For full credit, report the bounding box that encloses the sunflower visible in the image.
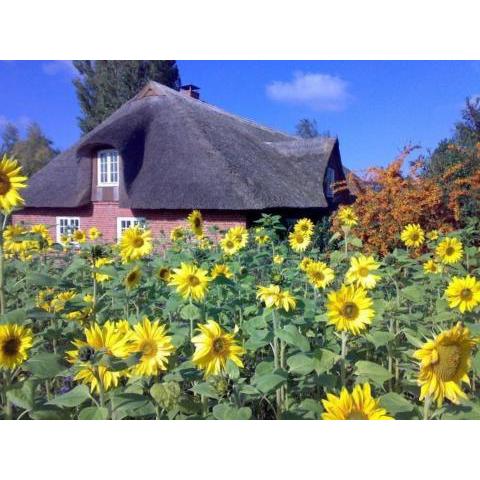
[255,234,270,245]
[400,223,425,248]
[288,230,311,252]
[256,284,296,312]
[345,255,381,289]
[423,259,443,274]
[414,322,477,407]
[119,226,153,263]
[191,319,245,377]
[427,230,439,241]
[169,263,210,301]
[299,257,314,272]
[72,229,86,244]
[211,264,233,279]
[3,224,27,254]
[322,384,393,420]
[30,224,53,248]
[66,321,132,393]
[157,266,172,282]
[226,226,248,249]
[337,206,358,227]
[88,227,102,241]
[445,275,480,313]
[187,210,204,238]
[436,237,463,265]
[170,226,185,242]
[51,290,76,313]
[219,235,241,256]
[0,324,33,370]
[294,218,314,236]
[94,257,113,283]
[273,255,284,265]
[326,284,375,335]
[0,155,27,213]
[129,318,175,377]
[124,266,142,290]
[306,261,335,289]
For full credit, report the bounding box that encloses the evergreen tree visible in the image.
[295,118,319,138]
[73,60,182,133]
[2,122,59,177]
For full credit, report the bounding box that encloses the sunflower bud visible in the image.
[78,346,95,362]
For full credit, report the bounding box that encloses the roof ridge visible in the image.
[137,81,293,140]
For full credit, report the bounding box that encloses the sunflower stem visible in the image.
[423,395,431,420]
[3,370,12,420]
[340,331,348,387]
[0,213,6,315]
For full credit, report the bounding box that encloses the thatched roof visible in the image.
[24,81,346,210]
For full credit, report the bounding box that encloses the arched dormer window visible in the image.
[97,149,119,187]
[324,166,335,199]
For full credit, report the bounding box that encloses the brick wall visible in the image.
[12,202,247,243]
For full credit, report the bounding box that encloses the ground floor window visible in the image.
[56,217,80,242]
[116,217,146,240]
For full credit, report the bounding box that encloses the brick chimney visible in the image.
[180,84,200,99]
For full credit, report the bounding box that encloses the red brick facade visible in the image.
[12,202,247,243]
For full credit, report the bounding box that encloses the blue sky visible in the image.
[1,60,479,172]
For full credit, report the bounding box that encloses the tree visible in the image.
[295,118,319,138]
[0,122,20,157]
[1,122,59,177]
[424,96,480,221]
[73,60,182,133]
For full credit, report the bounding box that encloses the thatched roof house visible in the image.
[13,81,352,242]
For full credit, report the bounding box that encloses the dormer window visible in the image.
[325,166,335,199]
[97,149,119,186]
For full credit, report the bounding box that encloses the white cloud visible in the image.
[42,60,76,77]
[266,71,351,111]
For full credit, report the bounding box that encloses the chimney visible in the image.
[180,84,200,99]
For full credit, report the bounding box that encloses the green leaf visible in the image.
[0,308,27,325]
[78,406,109,420]
[48,385,91,408]
[254,371,287,394]
[379,392,414,414]
[401,285,426,303]
[111,393,150,413]
[191,382,219,399]
[287,353,315,376]
[365,331,395,348]
[26,352,67,379]
[7,380,36,411]
[473,351,480,372]
[26,272,57,287]
[355,360,393,387]
[225,359,240,380]
[312,349,339,375]
[349,236,363,248]
[180,304,201,321]
[30,406,71,420]
[276,325,310,352]
[212,404,252,420]
[298,398,323,416]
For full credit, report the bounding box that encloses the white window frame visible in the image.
[97,149,120,187]
[56,217,80,243]
[116,217,146,241]
[325,166,336,199]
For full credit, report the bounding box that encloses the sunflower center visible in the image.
[445,246,455,256]
[2,337,20,357]
[212,337,226,354]
[140,340,157,357]
[0,172,11,195]
[194,218,201,228]
[359,267,369,277]
[342,302,359,320]
[187,274,200,287]
[226,241,234,249]
[347,409,368,420]
[128,272,138,282]
[313,271,325,281]
[411,233,419,242]
[133,237,144,248]
[433,344,461,381]
[460,288,473,301]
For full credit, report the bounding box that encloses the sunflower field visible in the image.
[1,155,480,420]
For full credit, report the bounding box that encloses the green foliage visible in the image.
[73,60,182,133]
